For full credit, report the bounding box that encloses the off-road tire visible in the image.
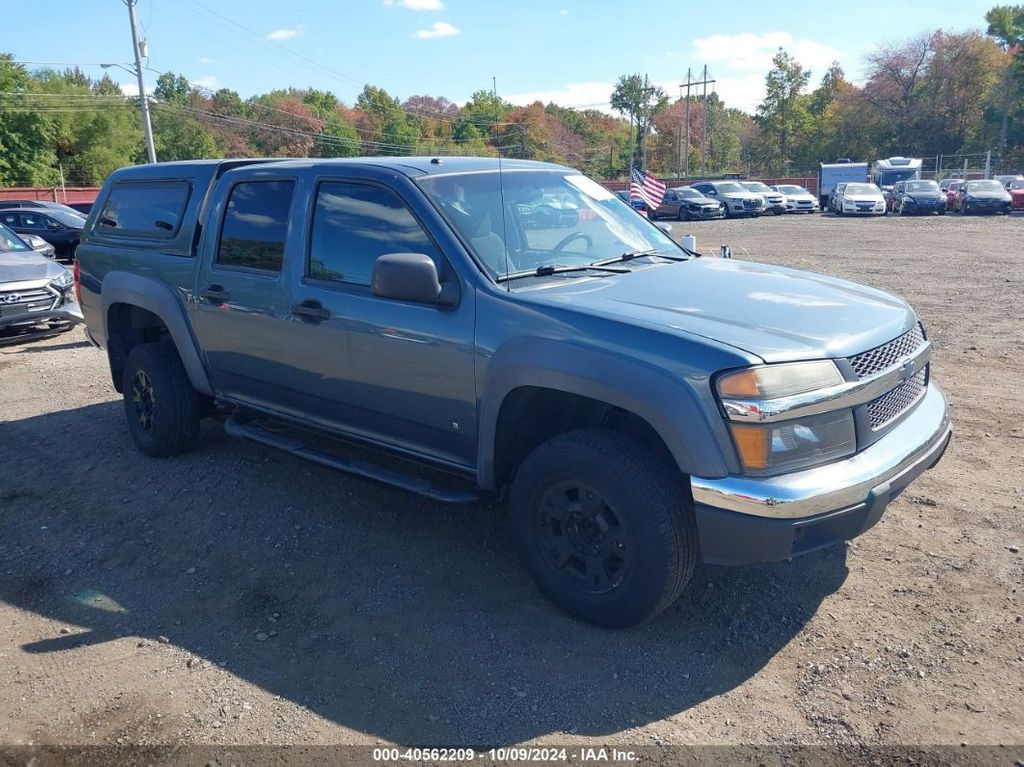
[509,429,697,628]
[122,341,201,457]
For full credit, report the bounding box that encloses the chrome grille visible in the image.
[866,367,927,429]
[0,286,56,318]
[848,324,926,379]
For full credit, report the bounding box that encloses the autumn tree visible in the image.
[754,49,812,175]
[610,73,668,170]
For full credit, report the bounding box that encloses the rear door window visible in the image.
[217,180,294,272]
[98,181,190,237]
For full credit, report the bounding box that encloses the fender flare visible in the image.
[476,339,731,489]
[101,271,213,396]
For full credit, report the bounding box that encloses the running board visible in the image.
[224,415,481,505]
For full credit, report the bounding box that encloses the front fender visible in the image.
[477,337,733,489]
[101,271,213,396]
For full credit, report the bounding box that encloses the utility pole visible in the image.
[679,67,714,178]
[700,65,709,177]
[126,0,157,163]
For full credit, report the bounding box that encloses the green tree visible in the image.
[154,72,192,106]
[0,55,58,185]
[610,73,668,170]
[985,5,1024,160]
[356,85,419,155]
[754,49,812,175]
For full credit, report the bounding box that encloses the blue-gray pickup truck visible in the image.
[75,157,951,627]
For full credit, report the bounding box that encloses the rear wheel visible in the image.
[122,341,201,457]
[510,429,697,628]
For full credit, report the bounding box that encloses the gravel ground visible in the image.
[0,212,1022,753]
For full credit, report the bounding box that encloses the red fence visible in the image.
[0,187,100,204]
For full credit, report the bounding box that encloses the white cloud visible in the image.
[413,21,459,39]
[687,32,845,113]
[266,24,304,41]
[559,8,568,14]
[194,75,221,91]
[117,81,154,97]
[198,56,217,65]
[505,81,615,111]
[384,0,444,8]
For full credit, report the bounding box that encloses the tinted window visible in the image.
[308,182,440,286]
[0,211,18,228]
[218,181,294,272]
[15,211,49,230]
[98,181,190,237]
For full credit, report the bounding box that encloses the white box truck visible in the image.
[818,160,870,210]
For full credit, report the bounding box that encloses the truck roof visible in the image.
[106,156,572,182]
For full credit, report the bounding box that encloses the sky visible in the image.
[3,0,1000,115]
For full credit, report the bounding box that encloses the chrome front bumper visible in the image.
[691,383,950,520]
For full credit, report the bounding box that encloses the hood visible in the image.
[719,191,763,201]
[845,193,884,202]
[523,258,916,363]
[966,190,1011,200]
[0,249,67,283]
[905,191,942,200]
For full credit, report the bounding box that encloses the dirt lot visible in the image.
[1,212,1022,754]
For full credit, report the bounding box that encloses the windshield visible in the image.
[0,223,31,252]
[712,182,746,193]
[876,169,919,186]
[1011,180,1024,190]
[742,182,771,192]
[905,181,939,193]
[845,183,879,195]
[418,170,681,280]
[674,188,701,199]
[44,210,87,228]
[967,180,1004,192]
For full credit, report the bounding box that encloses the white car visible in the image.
[833,182,887,216]
[740,181,787,215]
[771,184,819,213]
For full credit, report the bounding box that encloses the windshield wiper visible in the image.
[592,248,690,267]
[496,264,630,283]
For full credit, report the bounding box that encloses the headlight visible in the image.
[728,410,856,475]
[50,270,73,290]
[718,360,843,399]
[717,361,854,475]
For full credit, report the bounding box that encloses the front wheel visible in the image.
[122,341,201,457]
[510,429,697,628]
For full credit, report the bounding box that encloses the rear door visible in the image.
[192,175,301,408]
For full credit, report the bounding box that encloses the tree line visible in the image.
[0,5,1021,187]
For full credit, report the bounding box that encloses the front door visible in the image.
[276,178,477,469]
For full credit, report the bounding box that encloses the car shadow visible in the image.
[0,402,848,745]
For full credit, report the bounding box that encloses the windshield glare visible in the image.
[845,183,879,195]
[418,170,680,279]
[743,182,771,192]
[712,182,745,193]
[905,181,939,192]
[1011,180,1024,190]
[968,180,1003,192]
[0,223,31,252]
[777,185,808,194]
[46,210,86,227]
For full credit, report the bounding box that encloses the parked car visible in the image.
[770,184,819,213]
[690,180,765,217]
[1008,178,1024,210]
[75,157,952,628]
[614,189,647,213]
[832,182,887,216]
[649,187,724,221]
[739,181,787,215]
[0,199,89,218]
[952,179,1013,215]
[17,233,57,259]
[994,174,1023,189]
[0,222,81,343]
[67,201,94,216]
[827,182,847,213]
[943,180,964,209]
[891,180,947,215]
[0,208,85,261]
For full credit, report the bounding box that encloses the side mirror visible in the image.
[371,253,457,307]
[47,220,63,231]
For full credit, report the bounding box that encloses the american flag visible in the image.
[629,166,666,210]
